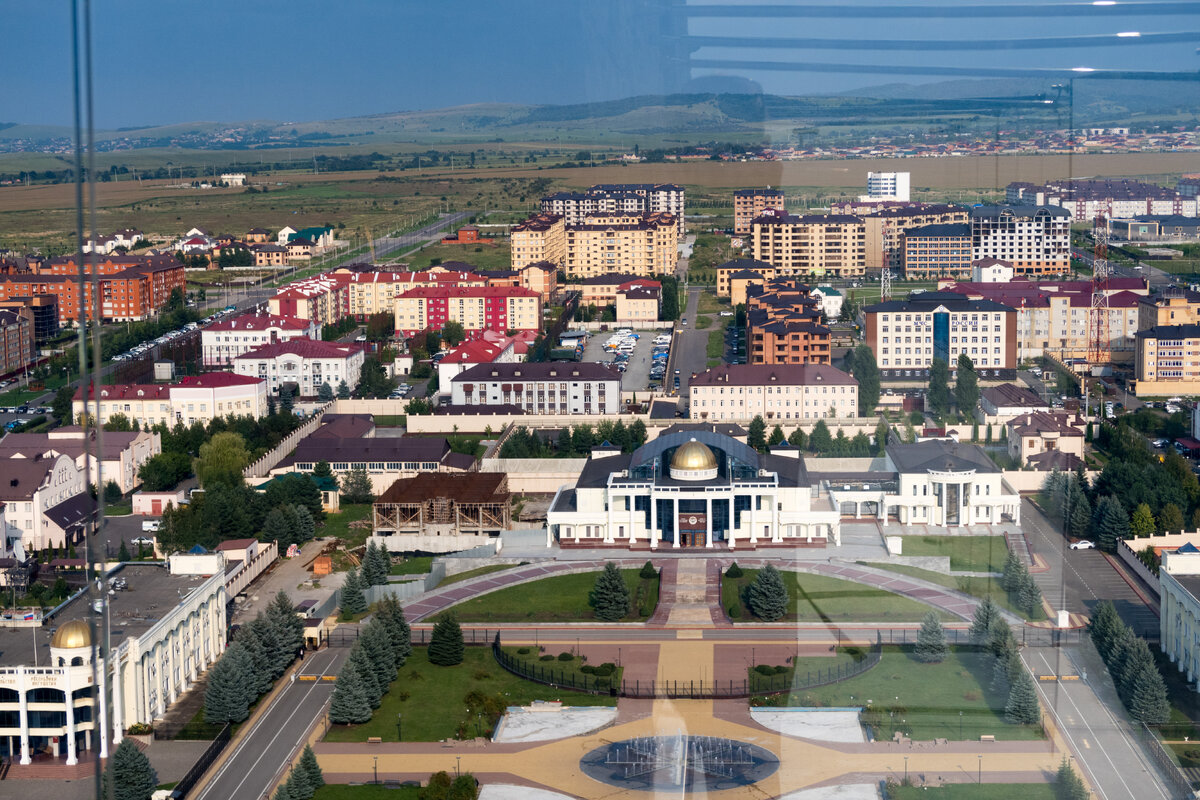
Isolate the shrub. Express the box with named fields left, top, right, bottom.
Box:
left=539, top=654, right=554, bottom=662
left=726, top=562, right=743, bottom=578
left=517, top=647, right=531, bottom=655
left=639, top=560, right=657, bottom=579
left=773, top=665, right=790, bottom=675
left=595, top=663, right=616, bottom=676
left=728, top=604, right=742, bottom=619
left=558, top=651, right=574, bottom=662
left=580, top=664, right=595, bottom=674
left=753, top=664, right=776, bottom=676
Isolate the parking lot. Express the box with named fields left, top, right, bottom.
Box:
left=580, top=329, right=672, bottom=391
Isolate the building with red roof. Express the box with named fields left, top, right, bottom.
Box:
left=436, top=337, right=524, bottom=388
left=201, top=313, right=319, bottom=367
left=73, top=373, right=268, bottom=428
left=393, top=284, right=541, bottom=338
left=233, top=337, right=365, bottom=397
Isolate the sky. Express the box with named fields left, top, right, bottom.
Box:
left=4, top=0, right=1199, bottom=129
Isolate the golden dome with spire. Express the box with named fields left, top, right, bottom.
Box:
left=670, top=439, right=719, bottom=480
left=51, top=619, right=92, bottom=650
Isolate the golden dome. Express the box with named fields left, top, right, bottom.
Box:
left=671, top=439, right=718, bottom=472
left=51, top=619, right=92, bottom=650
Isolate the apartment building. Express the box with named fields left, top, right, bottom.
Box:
left=902, top=223, right=972, bottom=278
left=1138, top=287, right=1200, bottom=330
left=566, top=273, right=663, bottom=306
left=0, top=308, right=34, bottom=375
left=716, top=258, right=777, bottom=302
left=393, top=285, right=541, bottom=338
left=0, top=255, right=185, bottom=326
left=733, top=188, right=785, bottom=235
left=0, top=295, right=58, bottom=343
left=201, top=313, right=318, bottom=367
left=511, top=214, right=566, bottom=269
left=749, top=211, right=867, bottom=278
left=828, top=202, right=968, bottom=272
left=689, top=364, right=858, bottom=422
left=0, top=427, right=161, bottom=495
left=616, top=282, right=660, bottom=324
left=74, top=373, right=268, bottom=428
left=234, top=338, right=365, bottom=397
left=268, top=274, right=349, bottom=328
left=969, top=205, right=1071, bottom=276
left=940, top=277, right=1148, bottom=362
left=1110, top=216, right=1200, bottom=242
left=451, top=362, right=621, bottom=415
left=863, top=171, right=910, bottom=202
left=1008, top=179, right=1197, bottom=222
left=541, top=184, right=685, bottom=235
left=1135, top=324, right=1200, bottom=396
left=0, top=452, right=90, bottom=552
left=519, top=261, right=558, bottom=302
left=563, top=212, right=679, bottom=278
left=863, top=292, right=1018, bottom=380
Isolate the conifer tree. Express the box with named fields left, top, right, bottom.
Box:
left=272, top=784, right=293, bottom=800
left=105, top=737, right=158, bottom=800
left=767, top=424, right=785, bottom=446
left=969, top=595, right=999, bottom=643
left=1004, top=668, right=1040, bottom=725
left=747, top=415, right=767, bottom=450
left=429, top=614, right=465, bottom=666
left=205, top=643, right=252, bottom=724
left=235, top=622, right=274, bottom=696
left=292, top=504, right=316, bottom=543
left=286, top=765, right=314, bottom=800
left=362, top=539, right=389, bottom=586
left=589, top=562, right=630, bottom=621
left=1126, top=661, right=1171, bottom=724
left=376, top=594, right=412, bottom=665
left=329, top=659, right=373, bottom=724
left=360, top=619, right=396, bottom=688
left=1088, top=600, right=1121, bottom=660
left=1001, top=550, right=1023, bottom=593
left=1055, top=758, right=1089, bottom=800
left=914, top=610, right=948, bottom=663
left=1093, top=494, right=1131, bottom=553
left=347, top=642, right=382, bottom=708
left=298, top=744, right=325, bottom=790
left=1018, top=573, right=1043, bottom=617
left=747, top=564, right=789, bottom=622
left=340, top=566, right=368, bottom=618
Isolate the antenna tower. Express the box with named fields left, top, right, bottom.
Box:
left=1088, top=215, right=1110, bottom=364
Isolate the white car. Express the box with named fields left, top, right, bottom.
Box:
left=719, top=311, right=734, bottom=317
left=1069, top=540, right=1096, bottom=550
left=131, top=537, right=154, bottom=547
left=142, top=520, right=161, bottom=532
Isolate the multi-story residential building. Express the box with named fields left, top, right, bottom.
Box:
left=565, top=273, right=654, bottom=306
left=201, top=313, right=318, bottom=368
left=436, top=338, right=522, bottom=390
left=862, top=171, right=910, bottom=202
left=251, top=244, right=288, bottom=267
left=750, top=212, right=867, bottom=278
left=542, top=184, right=685, bottom=235
left=519, top=261, right=558, bottom=302
left=74, top=373, right=268, bottom=428
left=0, top=427, right=161, bottom=495
left=745, top=278, right=832, bottom=365
left=716, top=258, right=777, bottom=302
left=0, top=308, right=34, bottom=375
left=563, top=212, right=679, bottom=278
left=1138, top=287, right=1200, bottom=330
left=902, top=223, right=972, bottom=278
left=393, top=285, right=541, bottom=338
left=939, top=277, right=1148, bottom=363
left=829, top=202, right=968, bottom=272
left=863, top=292, right=1018, bottom=380
left=451, top=362, right=621, bottom=414
left=970, top=205, right=1071, bottom=276
left=234, top=338, right=365, bottom=397
left=733, top=188, right=785, bottom=235
left=0, top=452, right=90, bottom=552
left=616, top=282, right=660, bottom=325
left=511, top=214, right=566, bottom=269
left=0, top=255, right=185, bottom=326
left=1007, top=179, right=1197, bottom=222
left=1135, top=324, right=1200, bottom=396
left=268, top=275, right=349, bottom=328
left=689, top=364, right=858, bottom=422
left=1005, top=411, right=1086, bottom=467
left=0, top=295, right=58, bottom=343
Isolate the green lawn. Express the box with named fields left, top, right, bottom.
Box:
left=865, top=563, right=1045, bottom=622
left=500, top=646, right=623, bottom=691
left=755, top=647, right=1043, bottom=742
left=438, top=564, right=518, bottom=586
left=372, top=415, right=406, bottom=427
left=390, top=556, right=433, bottom=576
left=748, top=646, right=873, bottom=693
left=322, top=647, right=615, bottom=743
left=695, top=315, right=714, bottom=330
left=696, top=292, right=728, bottom=315
left=722, top=569, right=954, bottom=624
left=313, top=786, right=423, bottom=800
left=105, top=502, right=133, bottom=516
left=897, top=536, right=1009, bottom=573
left=706, top=329, right=723, bottom=359
left=889, top=786, right=1055, bottom=800
left=445, top=570, right=659, bottom=623
left=321, top=503, right=374, bottom=548
left=408, top=241, right=512, bottom=271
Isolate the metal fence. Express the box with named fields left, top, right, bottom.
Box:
left=1137, top=722, right=1198, bottom=799
left=170, top=722, right=232, bottom=799
left=328, top=625, right=501, bottom=649
left=872, top=626, right=1089, bottom=648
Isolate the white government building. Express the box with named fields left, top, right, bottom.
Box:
left=547, top=427, right=1021, bottom=549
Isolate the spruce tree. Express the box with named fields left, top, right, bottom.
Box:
left=376, top=594, right=412, bottom=665
left=1126, top=662, right=1171, bottom=724
left=1094, top=495, right=1130, bottom=552
left=347, top=642, right=383, bottom=708
left=747, top=415, right=767, bottom=450
left=589, top=562, right=630, bottom=621
left=747, top=564, right=789, bottom=622
left=1001, top=550, right=1023, bottom=593
left=286, top=765, right=314, bottom=800
left=639, top=560, right=657, bottom=579
left=268, top=591, right=305, bottom=664
left=298, top=744, right=325, bottom=789
left=362, top=539, right=389, bottom=586
left=204, top=644, right=250, bottom=724
left=235, top=622, right=274, bottom=696
left=340, top=566, right=368, bottom=618
left=767, top=424, right=785, bottom=446
left=329, top=659, right=373, bottom=724
left=337, top=380, right=350, bottom=399
left=1004, top=669, right=1040, bottom=725
left=1088, top=600, right=1121, bottom=660
left=117, top=539, right=131, bottom=562
left=105, top=737, right=158, bottom=800
left=263, top=504, right=300, bottom=547
left=292, top=504, right=316, bottom=543
left=969, top=595, right=999, bottom=643
left=272, top=784, right=293, bottom=800
left=1117, top=636, right=1155, bottom=700
left=360, top=619, right=396, bottom=688
left=1018, top=573, right=1043, bottom=617
left=914, top=610, right=948, bottom=663
left=1055, top=758, right=1089, bottom=800
left=428, top=614, right=465, bottom=666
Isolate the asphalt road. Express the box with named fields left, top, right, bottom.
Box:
left=670, top=288, right=707, bottom=402
left=194, top=645, right=348, bottom=800
left=1026, top=644, right=1172, bottom=800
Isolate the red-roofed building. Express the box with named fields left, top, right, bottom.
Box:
left=436, top=337, right=523, bottom=388
left=938, top=276, right=1149, bottom=362
left=393, top=285, right=541, bottom=338
left=234, top=337, right=365, bottom=397
left=269, top=275, right=349, bottom=327
left=202, top=313, right=319, bottom=367
left=74, top=373, right=268, bottom=427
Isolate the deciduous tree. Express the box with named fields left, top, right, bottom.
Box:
left=927, top=358, right=951, bottom=417
left=195, top=432, right=251, bottom=489
left=341, top=468, right=375, bottom=503
left=849, top=344, right=880, bottom=415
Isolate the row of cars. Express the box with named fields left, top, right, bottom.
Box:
left=646, top=334, right=673, bottom=388
left=111, top=305, right=238, bottom=362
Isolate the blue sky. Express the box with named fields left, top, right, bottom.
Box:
left=5, top=1, right=1198, bottom=129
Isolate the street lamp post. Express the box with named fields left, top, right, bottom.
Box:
left=959, top=711, right=963, bottom=740
left=978, top=755, right=982, bottom=784
left=396, top=713, right=402, bottom=742
left=456, top=756, right=461, bottom=777
left=373, top=755, right=378, bottom=785
left=903, top=756, right=908, bottom=785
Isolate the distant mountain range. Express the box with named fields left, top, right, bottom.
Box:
left=1, top=78, right=1195, bottom=151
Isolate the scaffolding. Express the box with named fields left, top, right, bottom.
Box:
left=373, top=473, right=511, bottom=536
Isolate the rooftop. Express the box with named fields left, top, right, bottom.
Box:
left=690, top=363, right=856, bottom=388
left=205, top=314, right=312, bottom=332
left=453, top=362, right=619, bottom=383
left=235, top=337, right=361, bottom=361
left=376, top=472, right=507, bottom=505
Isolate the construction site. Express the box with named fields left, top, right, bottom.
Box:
left=372, top=472, right=512, bottom=548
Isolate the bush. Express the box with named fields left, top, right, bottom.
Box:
left=517, top=647, right=531, bottom=655
left=557, top=651, right=574, bottom=662
left=774, top=665, right=790, bottom=675
left=639, top=560, right=657, bottom=579
left=728, top=604, right=742, bottom=619
left=726, top=562, right=743, bottom=578
left=539, top=654, right=554, bottom=662
left=753, top=664, right=776, bottom=676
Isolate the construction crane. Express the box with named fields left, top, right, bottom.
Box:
left=1088, top=215, right=1110, bottom=365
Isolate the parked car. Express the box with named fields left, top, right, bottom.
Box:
left=142, top=520, right=161, bottom=532
left=1068, top=540, right=1095, bottom=550
left=131, top=537, right=154, bottom=547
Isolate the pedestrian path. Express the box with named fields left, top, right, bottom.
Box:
left=665, top=558, right=713, bottom=627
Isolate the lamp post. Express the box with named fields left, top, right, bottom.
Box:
left=373, top=755, right=378, bottom=785
left=456, top=756, right=461, bottom=777
left=396, top=713, right=402, bottom=742
left=959, top=710, right=963, bottom=740
left=978, top=755, right=982, bottom=784
left=903, top=756, right=908, bottom=785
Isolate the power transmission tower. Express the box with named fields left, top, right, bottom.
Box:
left=1088, top=215, right=1110, bottom=364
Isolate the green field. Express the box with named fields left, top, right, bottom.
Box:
left=406, top=240, right=513, bottom=271
left=896, top=536, right=1009, bottom=573
left=756, top=647, right=1043, bottom=742
left=723, top=569, right=954, bottom=624
left=438, top=564, right=518, bottom=586
left=390, top=556, right=433, bottom=576
left=320, top=503, right=374, bottom=554
left=445, top=569, right=659, bottom=623
left=322, top=646, right=615, bottom=743
left=865, top=562, right=1045, bottom=621
left=313, top=785, right=423, bottom=800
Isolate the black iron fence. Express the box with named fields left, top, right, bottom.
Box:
left=747, top=635, right=882, bottom=695
left=329, top=626, right=500, bottom=649
left=1137, top=722, right=1198, bottom=797
left=872, top=626, right=1089, bottom=648
left=170, top=722, right=231, bottom=799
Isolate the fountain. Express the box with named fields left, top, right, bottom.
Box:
left=579, top=731, right=778, bottom=792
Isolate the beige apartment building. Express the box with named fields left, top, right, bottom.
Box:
left=1135, top=324, right=1200, bottom=397
left=970, top=206, right=1071, bottom=276
left=74, top=374, right=269, bottom=428
left=733, top=188, right=785, bottom=235
left=563, top=212, right=678, bottom=278
left=615, top=284, right=660, bottom=324
left=862, top=205, right=968, bottom=272
left=715, top=258, right=778, bottom=302
left=511, top=214, right=566, bottom=269
left=689, top=364, right=858, bottom=422
left=750, top=212, right=867, bottom=278
left=1138, top=287, right=1200, bottom=331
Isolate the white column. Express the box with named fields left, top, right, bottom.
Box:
left=17, top=669, right=30, bottom=765
left=748, top=495, right=757, bottom=545
left=112, top=654, right=124, bottom=746
left=604, top=498, right=615, bottom=544
left=672, top=499, right=680, bottom=548
left=650, top=497, right=659, bottom=549
left=64, top=673, right=78, bottom=766
left=705, top=496, right=713, bottom=548
left=628, top=495, right=637, bottom=545
left=771, top=493, right=782, bottom=543
left=98, top=661, right=109, bottom=759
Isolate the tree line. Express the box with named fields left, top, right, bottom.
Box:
left=328, top=595, right=413, bottom=724
left=746, top=416, right=889, bottom=458
left=1089, top=601, right=1170, bottom=724
left=499, top=420, right=649, bottom=459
